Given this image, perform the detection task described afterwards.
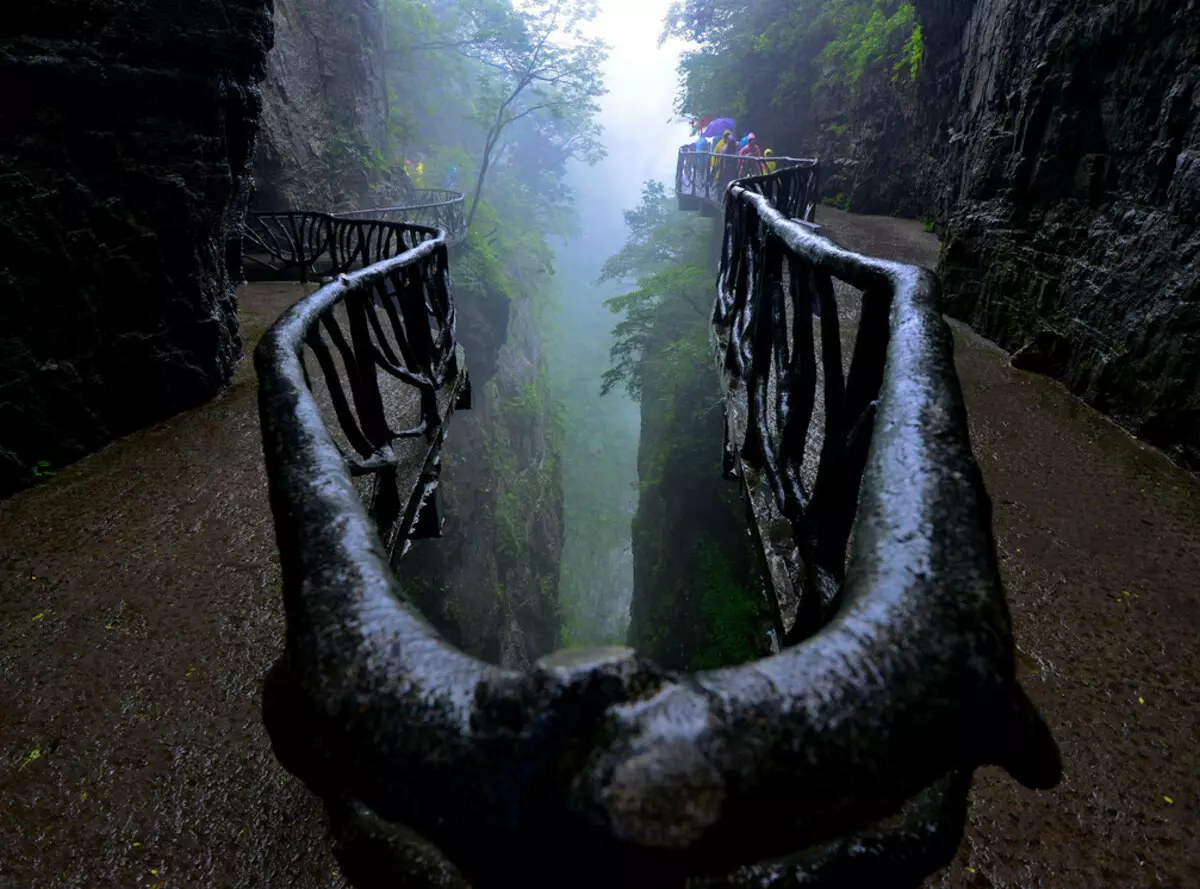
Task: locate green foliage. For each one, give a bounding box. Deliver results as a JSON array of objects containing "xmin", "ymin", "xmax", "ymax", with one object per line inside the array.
[
  {"xmin": 388, "ymin": 0, "xmax": 608, "ymax": 226},
  {"xmin": 480, "ymin": 360, "xmax": 563, "ymax": 575},
  {"xmin": 822, "ymin": 191, "xmax": 851, "ymax": 211},
  {"xmin": 693, "ymin": 544, "xmax": 762, "ymax": 669},
  {"xmin": 380, "ymin": 0, "xmax": 602, "ymax": 292},
  {"xmin": 665, "ymin": 0, "xmax": 923, "ymax": 148},
  {"xmin": 599, "ymin": 181, "xmax": 714, "ymax": 400},
  {"xmin": 921, "ymin": 216, "xmax": 936, "ymax": 233},
  {"xmin": 453, "ymin": 218, "xmax": 514, "ymax": 302},
  {"xmin": 899, "ymin": 22, "xmax": 924, "ymax": 82},
  {"xmin": 325, "ymin": 131, "xmax": 376, "ymax": 176},
  {"xmin": 602, "ymin": 181, "xmax": 765, "ymax": 670},
  {"xmin": 818, "ymin": 3, "xmax": 920, "ymax": 90}
]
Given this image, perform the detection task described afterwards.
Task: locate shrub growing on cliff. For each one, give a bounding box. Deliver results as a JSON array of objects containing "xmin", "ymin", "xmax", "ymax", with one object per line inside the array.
[{"xmin": 817, "ymin": 2, "xmax": 921, "ymax": 91}]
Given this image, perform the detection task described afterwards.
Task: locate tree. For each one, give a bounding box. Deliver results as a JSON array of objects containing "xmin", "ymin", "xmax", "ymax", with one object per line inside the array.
[
  {"xmin": 456, "ymin": 0, "xmax": 608, "ymax": 227},
  {"xmin": 661, "ymin": 0, "xmax": 923, "ymax": 152},
  {"xmin": 599, "ymin": 181, "xmax": 712, "ymax": 399}
]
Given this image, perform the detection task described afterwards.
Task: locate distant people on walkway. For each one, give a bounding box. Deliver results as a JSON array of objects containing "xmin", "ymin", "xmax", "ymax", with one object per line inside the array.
[
  {"xmin": 688, "ymin": 121, "xmax": 782, "ymax": 185},
  {"xmin": 445, "ymin": 164, "xmax": 458, "ymax": 189},
  {"xmin": 405, "ymin": 158, "xmax": 426, "ymax": 188}
]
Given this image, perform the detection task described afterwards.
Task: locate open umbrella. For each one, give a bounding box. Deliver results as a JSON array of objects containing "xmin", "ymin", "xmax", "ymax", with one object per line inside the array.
[{"xmin": 702, "ymin": 117, "xmax": 735, "ymax": 138}]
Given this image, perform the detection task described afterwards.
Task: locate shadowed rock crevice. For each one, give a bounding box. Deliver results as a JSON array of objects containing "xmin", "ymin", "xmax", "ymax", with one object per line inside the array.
[
  {"xmin": 0, "ymin": 0, "xmax": 274, "ymax": 498},
  {"xmin": 399, "ymin": 287, "xmax": 564, "ymax": 669}
]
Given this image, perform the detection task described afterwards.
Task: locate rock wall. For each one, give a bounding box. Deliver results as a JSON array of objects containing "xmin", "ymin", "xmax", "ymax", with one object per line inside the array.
[
  {"xmin": 933, "ymin": 0, "xmax": 1200, "ymax": 467},
  {"xmin": 805, "ymin": 2, "xmax": 971, "ymax": 217},
  {"xmin": 626, "ymin": 221, "xmax": 769, "ymax": 672},
  {"xmin": 253, "ymin": 0, "xmax": 410, "ymax": 211},
  {"xmin": 807, "ymin": 0, "xmax": 1200, "ymax": 466},
  {"xmin": 813, "ymin": 67, "xmax": 927, "ymax": 216},
  {"xmin": 0, "ymin": 0, "xmax": 273, "ymax": 498},
  {"xmin": 398, "ymin": 283, "xmax": 564, "ymax": 669},
  {"xmin": 627, "ymin": 355, "xmax": 767, "ymax": 672}
]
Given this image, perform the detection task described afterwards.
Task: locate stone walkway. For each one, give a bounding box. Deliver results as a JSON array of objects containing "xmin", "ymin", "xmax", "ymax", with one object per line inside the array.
[
  {"xmin": 0, "ymin": 284, "xmax": 348, "ymax": 888},
  {"xmin": 817, "ymin": 208, "xmax": 1200, "ymax": 889},
  {"xmin": 2, "ymin": 222, "xmax": 1198, "ymax": 888}
]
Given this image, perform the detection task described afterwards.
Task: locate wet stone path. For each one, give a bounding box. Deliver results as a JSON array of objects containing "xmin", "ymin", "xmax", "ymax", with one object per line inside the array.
[
  {"xmin": 0, "ymin": 284, "xmax": 349, "ymax": 888},
  {"xmin": 2, "ymin": 221, "xmax": 1199, "ymax": 887},
  {"xmin": 816, "ymin": 209, "xmax": 1200, "ymax": 889}
]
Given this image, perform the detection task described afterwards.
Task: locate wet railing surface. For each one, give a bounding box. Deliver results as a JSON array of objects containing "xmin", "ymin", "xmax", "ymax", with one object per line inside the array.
[
  {"xmin": 701, "ymin": 158, "xmax": 1061, "ymax": 884},
  {"xmin": 254, "ymin": 213, "xmax": 468, "ymax": 569},
  {"xmin": 337, "ymin": 188, "xmax": 468, "ymax": 246},
  {"xmin": 252, "ymin": 160, "xmax": 1061, "ymax": 888},
  {"xmin": 243, "ymin": 210, "xmax": 444, "ymax": 283}
]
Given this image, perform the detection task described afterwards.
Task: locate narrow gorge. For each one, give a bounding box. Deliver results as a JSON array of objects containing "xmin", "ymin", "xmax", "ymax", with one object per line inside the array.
[{"xmin": 2, "ymin": 0, "xmax": 1199, "ymax": 886}]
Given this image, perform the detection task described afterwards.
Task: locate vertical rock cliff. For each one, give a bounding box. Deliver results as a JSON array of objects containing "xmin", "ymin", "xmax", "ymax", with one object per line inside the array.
[
  {"xmin": 253, "ymin": 0, "xmax": 410, "ymax": 210},
  {"xmin": 625, "ymin": 221, "xmax": 768, "ymax": 672},
  {"xmin": 797, "ymin": 0, "xmax": 1199, "ymax": 467},
  {"xmin": 399, "ymin": 286, "xmax": 565, "ymax": 668},
  {"xmin": 0, "ymin": 0, "xmax": 273, "ymax": 497},
  {"xmin": 933, "ymin": 0, "xmax": 1200, "ymax": 467}
]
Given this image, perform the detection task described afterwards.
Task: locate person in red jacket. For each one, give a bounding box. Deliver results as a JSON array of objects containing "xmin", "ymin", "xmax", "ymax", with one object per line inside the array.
[{"xmin": 737, "ymin": 133, "xmax": 762, "ymax": 176}]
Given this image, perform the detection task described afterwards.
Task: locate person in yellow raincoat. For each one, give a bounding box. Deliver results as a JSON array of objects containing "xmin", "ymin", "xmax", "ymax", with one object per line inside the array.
[
  {"xmin": 762, "ymin": 148, "xmax": 777, "ymax": 174},
  {"xmin": 710, "ymin": 130, "xmax": 733, "ymax": 182}
]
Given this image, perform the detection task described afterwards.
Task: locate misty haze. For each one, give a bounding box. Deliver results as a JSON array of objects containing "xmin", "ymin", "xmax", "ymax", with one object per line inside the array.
[{"xmin": 1, "ymin": 1, "xmax": 1198, "ymax": 887}]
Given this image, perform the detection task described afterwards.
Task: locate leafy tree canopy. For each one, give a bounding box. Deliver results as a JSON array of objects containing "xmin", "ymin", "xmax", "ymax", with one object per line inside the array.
[
  {"xmin": 600, "ymin": 181, "xmax": 713, "ymax": 399},
  {"xmin": 380, "ymin": 0, "xmax": 606, "ymax": 300},
  {"xmin": 662, "ymin": 0, "xmax": 923, "ymax": 150}
]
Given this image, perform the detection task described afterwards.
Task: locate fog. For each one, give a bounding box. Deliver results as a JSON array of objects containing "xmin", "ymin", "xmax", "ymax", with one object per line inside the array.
[{"xmin": 547, "ymin": 0, "xmax": 693, "ymax": 644}]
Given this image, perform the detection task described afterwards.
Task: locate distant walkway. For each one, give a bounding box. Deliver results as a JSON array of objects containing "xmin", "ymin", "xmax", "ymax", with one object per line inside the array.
[
  {"xmin": 0, "ymin": 284, "xmax": 345, "ymax": 888},
  {"xmin": 818, "ymin": 207, "xmax": 1200, "ymax": 889}
]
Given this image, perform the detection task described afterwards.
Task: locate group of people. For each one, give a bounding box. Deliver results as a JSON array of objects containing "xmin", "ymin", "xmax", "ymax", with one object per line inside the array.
[
  {"xmin": 401, "ymin": 159, "xmax": 459, "ymax": 191},
  {"xmin": 689, "ymin": 119, "xmax": 778, "ymax": 182}
]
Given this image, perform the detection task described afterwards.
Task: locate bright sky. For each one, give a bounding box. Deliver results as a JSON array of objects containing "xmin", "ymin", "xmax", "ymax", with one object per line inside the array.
[{"xmin": 568, "ymin": 0, "xmax": 695, "ymax": 241}]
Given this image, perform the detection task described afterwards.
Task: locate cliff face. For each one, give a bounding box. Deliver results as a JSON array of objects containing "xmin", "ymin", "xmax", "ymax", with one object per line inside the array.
[
  {"xmin": 627, "ymin": 357, "xmax": 767, "ymax": 672},
  {"xmin": 0, "ymin": 0, "xmax": 273, "ymax": 498},
  {"xmin": 933, "ymin": 0, "xmax": 1200, "ymax": 467},
  {"xmin": 399, "ymin": 285, "xmax": 564, "ymax": 669},
  {"xmin": 626, "ymin": 223, "xmax": 768, "ymax": 673},
  {"xmin": 809, "ymin": 2, "xmax": 971, "ymax": 217},
  {"xmin": 814, "ymin": 68, "xmax": 926, "ymax": 216},
  {"xmin": 253, "ymin": 0, "xmax": 410, "ymax": 211},
  {"xmin": 812, "ymin": 0, "xmax": 1199, "ymax": 466}
]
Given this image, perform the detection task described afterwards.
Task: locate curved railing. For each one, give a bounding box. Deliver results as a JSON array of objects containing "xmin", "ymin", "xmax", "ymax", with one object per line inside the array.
[
  {"xmin": 252, "ymin": 174, "xmax": 1060, "ymax": 886},
  {"xmin": 337, "ymin": 188, "xmax": 468, "ymax": 246},
  {"xmin": 702, "ymin": 160, "xmax": 1062, "ymax": 884},
  {"xmin": 242, "ymin": 210, "xmax": 443, "ymax": 283},
  {"xmin": 254, "ymin": 213, "xmax": 468, "ymax": 573},
  {"xmin": 677, "ymin": 147, "xmax": 819, "ymax": 221}
]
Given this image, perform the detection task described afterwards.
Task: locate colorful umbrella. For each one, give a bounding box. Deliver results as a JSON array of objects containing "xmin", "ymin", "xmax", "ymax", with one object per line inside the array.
[{"xmin": 702, "ymin": 117, "xmax": 735, "ymax": 138}]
